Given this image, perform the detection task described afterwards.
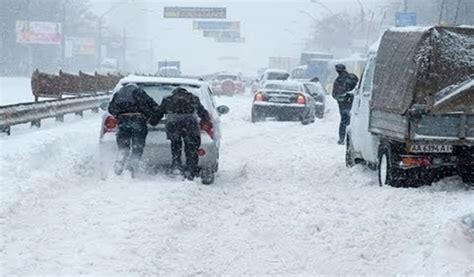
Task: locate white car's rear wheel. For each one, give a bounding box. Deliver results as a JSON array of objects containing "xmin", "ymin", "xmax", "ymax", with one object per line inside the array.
[{"xmin": 201, "ymin": 168, "xmax": 215, "ymax": 185}]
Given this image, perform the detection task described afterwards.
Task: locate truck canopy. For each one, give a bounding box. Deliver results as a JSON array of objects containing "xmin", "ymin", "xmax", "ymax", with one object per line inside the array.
[{"xmin": 371, "ymin": 26, "xmax": 474, "ymax": 115}]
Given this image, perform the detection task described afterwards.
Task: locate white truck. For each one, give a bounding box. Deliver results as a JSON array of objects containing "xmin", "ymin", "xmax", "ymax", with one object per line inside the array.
[{"xmin": 346, "ymin": 26, "xmax": 474, "ymax": 187}]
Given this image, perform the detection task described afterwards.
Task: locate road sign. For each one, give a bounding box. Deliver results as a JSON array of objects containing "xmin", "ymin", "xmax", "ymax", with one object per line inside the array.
[
  {"xmin": 193, "ymin": 21, "xmax": 240, "ymax": 30},
  {"xmin": 215, "ymin": 37, "xmax": 245, "ymax": 43},
  {"xmin": 395, "ymin": 12, "xmax": 417, "ymax": 27},
  {"xmin": 164, "ymin": 7, "xmax": 226, "ymax": 19},
  {"xmin": 203, "ymin": 30, "xmax": 241, "ymax": 39}
]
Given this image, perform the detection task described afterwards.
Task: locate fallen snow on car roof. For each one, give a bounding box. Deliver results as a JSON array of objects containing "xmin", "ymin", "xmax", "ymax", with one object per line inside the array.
[
  {"xmin": 119, "ymin": 75, "xmax": 203, "ymax": 87},
  {"xmin": 264, "ymin": 68, "xmax": 289, "ymax": 74}
]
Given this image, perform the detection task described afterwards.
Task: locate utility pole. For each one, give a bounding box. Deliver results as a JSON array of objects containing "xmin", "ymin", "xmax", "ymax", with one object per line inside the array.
[
  {"xmin": 403, "ymin": 0, "xmax": 408, "ymax": 12},
  {"xmin": 438, "ymin": 0, "xmax": 446, "ymax": 25},
  {"xmin": 96, "ymin": 3, "xmax": 124, "ymax": 69},
  {"xmin": 122, "ymin": 27, "xmax": 126, "ymax": 72},
  {"xmin": 61, "ymin": 0, "xmax": 68, "ymax": 69},
  {"xmin": 454, "ymin": 0, "xmax": 462, "ymax": 25}
]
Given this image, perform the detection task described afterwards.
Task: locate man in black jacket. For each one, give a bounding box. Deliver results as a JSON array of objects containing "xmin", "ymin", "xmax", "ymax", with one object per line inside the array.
[
  {"xmin": 153, "ymin": 87, "xmax": 211, "ymax": 180},
  {"xmin": 108, "ymin": 83, "xmax": 159, "ymax": 176},
  {"xmin": 332, "ymin": 64, "xmax": 359, "ymax": 145}
]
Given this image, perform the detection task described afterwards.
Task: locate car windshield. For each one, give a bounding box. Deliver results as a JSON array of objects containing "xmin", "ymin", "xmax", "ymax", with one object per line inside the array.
[
  {"xmin": 217, "ymin": 75, "xmax": 238, "ymax": 81},
  {"xmin": 135, "ymin": 83, "xmax": 201, "ymax": 104},
  {"xmin": 267, "ymin": 72, "xmax": 290, "ymax": 80},
  {"xmin": 264, "ymin": 83, "xmax": 300, "ymax": 91}
]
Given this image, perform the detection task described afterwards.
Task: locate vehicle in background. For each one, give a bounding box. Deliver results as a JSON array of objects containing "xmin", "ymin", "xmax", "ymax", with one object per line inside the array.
[
  {"xmin": 290, "ymin": 59, "xmax": 332, "ymax": 85},
  {"xmin": 158, "ymin": 66, "xmax": 181, "ymax": 77},
  {"xmin": 268, "ymin": 56, "xmax": 299, "ymax": 73},
  {"xmin": 99, "ymin": 76, "xmax": 230, "ymax": 185},
  {"xmin": 252, "ymin": 68, "xmax": 290, "ymax": 93},
  {"xmin": 98, "ymin": 58, "xmax": 119, "ymax": 74},
  {"xmin": 211, "ymin": 73, "xmax": 245, "ymax": 95},
  {"xmin": 303, "ymin": 81, "xmax": 326, "ymax": 119},
  {"xmin": 345, "ymin": 26, "xmax": 474, "ymax": 187},
  {"xmin": 290, "ymin": 65, "xmax": 307, "ymax": 81},
  {"xmin": 290, "ymin": 52, "xmax": 334, "ymax": 86},
  {"xmin": 157, "ymin": 60, "xmax": 181, "ymax": 77},
  {"xmin": 251, "ymin": 80, "xmax": 317, "ymax": 125}
]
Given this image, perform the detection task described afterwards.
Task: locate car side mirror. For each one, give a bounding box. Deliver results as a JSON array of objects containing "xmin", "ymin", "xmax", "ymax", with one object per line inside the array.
[
  {"xmin": 100, "ymin": 102, "xmax": 109, "ymax": 111},
  {"xmin": 216, "ymin": 105, "xmax": 230, "ymax": 115}
]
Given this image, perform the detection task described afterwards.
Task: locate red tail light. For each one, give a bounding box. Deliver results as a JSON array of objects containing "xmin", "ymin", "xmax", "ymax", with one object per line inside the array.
[
  {"xmin": 197, "ymin": 148, "xmax": 206, "ymax": 156},
  {"xmin": 255, "ymin": 91, "xmax": 265, "ymax": 102},
  {"xmin": 400, "ymin": 156, "xmax": 432, "ymax": 168},
  {"xmin": 200, "ymin": 121, "xmax": 214, "ymax": 139},
  {"xmin": 296, "ymin": 94, "xmax": 306, "ymax": 105},
  {"xmin": 104, "ymin": 115, "xmax": 117, "ymax": 133}
]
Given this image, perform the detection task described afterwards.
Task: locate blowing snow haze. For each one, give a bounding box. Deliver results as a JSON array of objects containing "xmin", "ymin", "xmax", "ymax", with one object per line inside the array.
[{"xmin": 1, "ymin": 0, "xmax": 474, "ymax": 275}]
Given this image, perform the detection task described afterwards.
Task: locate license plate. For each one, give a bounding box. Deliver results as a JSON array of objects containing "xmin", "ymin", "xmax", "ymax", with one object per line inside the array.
[
  {"xmin": 410, "ymin": 144, "xmax": 453, "ymax": 153},
  {"xmin": 269, "ymin": 97, "xmax": 290, "ymax": 103}
]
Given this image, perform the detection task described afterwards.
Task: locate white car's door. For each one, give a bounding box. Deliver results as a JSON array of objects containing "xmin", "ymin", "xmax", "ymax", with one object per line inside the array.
[{"xmin": 351, "ymin": 55, "xmax": 379, "ymax": 163}]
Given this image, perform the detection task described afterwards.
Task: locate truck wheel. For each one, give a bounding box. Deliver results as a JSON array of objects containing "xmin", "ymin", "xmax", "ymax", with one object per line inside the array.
[
  {"xmin": 345, "ymin": 135, "xmax": 356, "ymax": 168},
  {"xmin": 378, "ymin": 145, "xmax": 404, "ymax": 187}
]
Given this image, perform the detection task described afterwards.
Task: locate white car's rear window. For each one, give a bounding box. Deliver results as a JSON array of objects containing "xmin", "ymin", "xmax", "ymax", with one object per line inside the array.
[{"xmin": 132, "ymin": 83, "xmax": 201, "ymax": 104}]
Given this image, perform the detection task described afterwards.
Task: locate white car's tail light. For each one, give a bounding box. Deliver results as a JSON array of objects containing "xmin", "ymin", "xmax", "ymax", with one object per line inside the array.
[
  {"xmin": 104, "ymin": 115, "xmax": 117, "ymax": 133},
  {"xmin": 296, "ymin": 93, "xmax": 306, "ymax": 105}
]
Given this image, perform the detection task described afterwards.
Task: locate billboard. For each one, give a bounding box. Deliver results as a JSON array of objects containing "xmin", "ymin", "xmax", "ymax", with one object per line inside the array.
[
  {"xmin": 395, "ymin": 12, "xmax": 417, "ymax": 27},
  {"xmin": 164, "ymin": 7, "xmax": 226, "ymax": 19},
  {"xmin": 193, "ymin": 21, "xmax": 240, "ymax": 30},
  {"xmin": 16, "ymin": 21, "xmax": 62, "ymax": 44},
  {"xmin": 215, "ymin": 37, "xmax": 245, "ymax": 43}
]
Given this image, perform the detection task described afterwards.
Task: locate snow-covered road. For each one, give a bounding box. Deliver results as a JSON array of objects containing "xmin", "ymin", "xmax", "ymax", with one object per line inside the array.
[{"xmin": 1, "ymin": 93, "xmax": 472, "ymax": 275}]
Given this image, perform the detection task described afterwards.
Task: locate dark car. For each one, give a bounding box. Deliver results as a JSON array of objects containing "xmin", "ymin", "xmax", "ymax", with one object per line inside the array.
[{"xmin": 251, "ymin": 81, "xmax": 318, "ymax": 125}]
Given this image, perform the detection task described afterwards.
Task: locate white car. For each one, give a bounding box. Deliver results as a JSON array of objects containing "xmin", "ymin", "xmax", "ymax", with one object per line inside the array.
[
  {"xmin": 252, "ymin": 68, "xmax": 290, "ymax": 93},
  {"xmin": 99, "ymin": 76, "xmax": 229, "ymax": 184}
]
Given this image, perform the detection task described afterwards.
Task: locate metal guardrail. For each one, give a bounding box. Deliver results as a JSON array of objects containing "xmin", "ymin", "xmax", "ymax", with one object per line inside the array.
[{"xmin": 0, "ymin": 94, "xmax": 111, "ymax": 135}]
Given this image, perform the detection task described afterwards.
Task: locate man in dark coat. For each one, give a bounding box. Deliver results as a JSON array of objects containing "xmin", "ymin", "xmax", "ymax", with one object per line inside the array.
[
  {"xmin": 108, "ymin": 83, "xmax": 159, "ymax": 176},
  {"xmin": 332, "ymin": 64, "xmax": 359, "ymax": 145},
  {"xmin": 153, "ymin": 87, "xmax": 211, "ymax": 180}
]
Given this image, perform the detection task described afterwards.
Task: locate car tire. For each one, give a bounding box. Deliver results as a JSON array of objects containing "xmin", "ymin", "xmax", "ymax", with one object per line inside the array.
[
  {"xmin": 251, "ymin": 108, "xmax": 264, "ymax": 123},
  {"xmin": 316, "ymin": 110, "xmax": 324, "ymax": 119},
  {"xmin": 377, "ymin": 144, "xmax": 404, "ymax": 187},
  {"xmin": 201, "ymin": 168, "xmax": 215, "ymax": 185},
  {"xmin": 301, "ymin": 114, "xmax": 311, "ymax": 125},
  {"xmin": 460, "ymin": 166, "xmax": 474, "ymax": 184}
]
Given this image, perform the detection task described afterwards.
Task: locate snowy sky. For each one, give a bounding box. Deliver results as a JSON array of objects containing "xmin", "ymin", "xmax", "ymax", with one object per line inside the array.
[{"xmin": 89, "ymin": 0, "xmax": 388, "ymax": 75}]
